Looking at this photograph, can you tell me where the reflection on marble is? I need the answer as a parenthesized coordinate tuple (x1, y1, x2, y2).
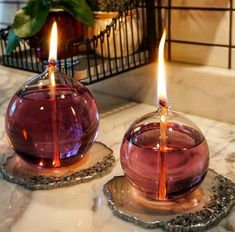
(0, 65, 235, 231)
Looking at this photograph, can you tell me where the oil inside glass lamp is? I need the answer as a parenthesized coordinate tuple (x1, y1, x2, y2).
(120, 29, 209, 201)
(120, 108, 209, 200)
(5, 22, 99, 168)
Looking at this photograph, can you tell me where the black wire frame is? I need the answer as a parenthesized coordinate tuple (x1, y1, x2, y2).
(156, 0, 234, 69)
(0, 0, 162, 85)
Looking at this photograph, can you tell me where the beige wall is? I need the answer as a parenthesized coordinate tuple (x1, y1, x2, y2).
(160, 0, 234, 69)
(90, 62, 235, 124)
(0, 1, 26, 27)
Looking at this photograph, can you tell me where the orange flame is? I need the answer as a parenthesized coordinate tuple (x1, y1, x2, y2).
(157, 29, 167, 104)
(48, 22, 58, 62)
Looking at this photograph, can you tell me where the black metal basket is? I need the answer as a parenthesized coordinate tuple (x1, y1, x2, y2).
(0, 0, 162, 85)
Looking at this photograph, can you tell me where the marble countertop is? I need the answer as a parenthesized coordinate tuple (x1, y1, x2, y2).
(0, 66, 235, 232)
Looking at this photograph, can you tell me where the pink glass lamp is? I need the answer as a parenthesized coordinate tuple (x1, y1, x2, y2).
(5, 22, 99, 168)
(120, 30, 209, 201)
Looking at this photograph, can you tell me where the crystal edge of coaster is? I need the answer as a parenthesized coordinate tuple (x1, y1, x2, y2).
(103, 169, 235, 232)
(0, 142, 115, 190)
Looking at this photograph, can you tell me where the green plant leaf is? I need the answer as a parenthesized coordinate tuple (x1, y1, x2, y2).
(6, 30, 20, 55)
(23, 0, 51, 16)
(57, 0, 94, 26)
(12, 0, 50, 38)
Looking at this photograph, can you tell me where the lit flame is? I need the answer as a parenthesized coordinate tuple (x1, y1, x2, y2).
(157, 29, 167, 104)
(48, 22, 58, 62)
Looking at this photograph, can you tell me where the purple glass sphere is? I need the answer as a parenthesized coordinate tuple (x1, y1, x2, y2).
(5, 69, 99, 168)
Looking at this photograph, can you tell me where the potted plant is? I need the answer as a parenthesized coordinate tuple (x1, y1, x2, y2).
(86, 0, 143, 58)
(6, 0, 94, 59)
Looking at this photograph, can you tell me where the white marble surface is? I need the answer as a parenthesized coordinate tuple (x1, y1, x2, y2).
(0, 66, 235, 232)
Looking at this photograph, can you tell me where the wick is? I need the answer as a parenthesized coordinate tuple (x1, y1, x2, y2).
(48, 62, 60, 168)
(158, 99, 168, 200)
(48, 58, 58, 67)
(159, 98, 168, 108)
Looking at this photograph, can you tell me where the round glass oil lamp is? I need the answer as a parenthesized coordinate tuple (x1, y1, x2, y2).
(120, 104, 209, 200)
(5, 22, 99, 168)
(120, 30, 209, 201)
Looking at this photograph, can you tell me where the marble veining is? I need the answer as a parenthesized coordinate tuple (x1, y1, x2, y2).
(0, 66, 235, 232)
(0, 179, 32, 232)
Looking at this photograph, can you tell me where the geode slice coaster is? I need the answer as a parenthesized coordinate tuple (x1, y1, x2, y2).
(103, 169, 235, 232)
(0, 142, 115, 190)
